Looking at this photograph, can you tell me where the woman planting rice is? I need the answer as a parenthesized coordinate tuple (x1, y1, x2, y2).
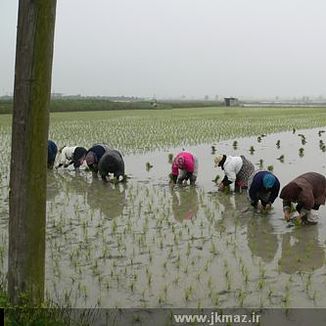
(280, 172, 326, 225)
(170, 151, 198, 186)
(214, 154, 255, 193)
(55, 146, 87, 169)
(247, 170, 280, 210)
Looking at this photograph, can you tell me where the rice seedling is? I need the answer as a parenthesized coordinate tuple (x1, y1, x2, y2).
(249, 146, 255, 154)
(299, 147, 304, 157)
(267, 165, 274, 172)
(184, 286, 193, 302)
(259, 159, 264, 169)
(211, 145, 216, 154)
(276, 140, 280, 148)
(276, 154, 284, 163)
(233, 140, 238, 149)
(237, 289, 246, 307)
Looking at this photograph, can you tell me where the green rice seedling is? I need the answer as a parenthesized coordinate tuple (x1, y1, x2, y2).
(237, 289, 246, 307)
(312, 290, 317, 302)
(212, 292, 219, 306)
(318, 130, 325, 137)
(277, 155, 284, 163)
(293, 128, 296, 134)
(212, 174, 220, 184)
(276, 139, 280, 148)
(233, 140, 238, 150)
(257, 279, 265, 290)
(145, 162, 153, 171)
(249, 146, 255, 154)
(204, 261, 209, 272)
(299, 147, 304, 157)
(257, 136, 262, 143)
(208, 276, 213, 288)
(259, 159, 263, 168)
(209, 241, 218, 255)
(211, 145, 216, 154)
(147, 272, 152, 286)
(305, 273, 312, 291)
(130, 281, 135, 293)
(184, 286, 193, 302)
(320, 140, 326, 152)
(168, 153, 174, 163)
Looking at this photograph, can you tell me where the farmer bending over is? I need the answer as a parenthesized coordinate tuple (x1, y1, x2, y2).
(214, 154, 255, 193)
(56, 146, 87, 169)
(170, 151, 198, 185)
(98, 149, 125, 182)
(247, 170, 280, 210)
(280, 172, 326, 225)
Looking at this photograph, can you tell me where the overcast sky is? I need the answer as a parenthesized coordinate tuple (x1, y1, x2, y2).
(1, 0, 326, 99)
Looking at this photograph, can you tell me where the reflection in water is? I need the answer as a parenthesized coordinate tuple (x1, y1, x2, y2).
(47, 172, 126, 220)
(86, 180, 126, 219)
(171, 187, 199, 222)
(247, 217, 279, 263)
(47, 171, 87, 200)
(278, 226, 325, 274)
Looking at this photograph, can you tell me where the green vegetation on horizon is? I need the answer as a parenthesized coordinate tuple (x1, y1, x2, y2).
(0, 98, 221, 114)
(1, 106, 326, 153)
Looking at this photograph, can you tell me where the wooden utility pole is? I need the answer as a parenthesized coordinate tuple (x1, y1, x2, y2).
(8, 0, 57, 305)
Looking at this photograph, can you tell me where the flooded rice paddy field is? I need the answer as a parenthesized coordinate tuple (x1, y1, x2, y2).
(1, 113, 326, 308)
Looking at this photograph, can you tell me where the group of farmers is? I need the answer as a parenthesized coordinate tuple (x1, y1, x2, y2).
(169, 151, 326, 226)
(48, 140, 326, 226)
(47, 140, 125, 182)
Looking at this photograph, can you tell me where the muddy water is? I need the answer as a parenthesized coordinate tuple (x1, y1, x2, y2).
(41, 127, 326, 308)
(1, 127, 326, 308)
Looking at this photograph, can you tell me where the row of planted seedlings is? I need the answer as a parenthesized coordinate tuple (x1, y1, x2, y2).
(43, 171, 326, 308)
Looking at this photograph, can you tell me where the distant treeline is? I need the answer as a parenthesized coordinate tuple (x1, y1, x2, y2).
(0, 98, 222, 114)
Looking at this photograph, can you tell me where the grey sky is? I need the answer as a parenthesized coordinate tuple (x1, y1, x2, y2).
(1, 0, 326, 98)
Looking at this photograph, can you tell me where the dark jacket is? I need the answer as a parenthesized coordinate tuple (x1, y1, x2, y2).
(87, 144, 108, 162)
(86, 144, 111, 173)
(248, 171, 280, 205)
(98, 150, 125, 179)
(47, 140, 58, 169)
(280, 172, 326, 210)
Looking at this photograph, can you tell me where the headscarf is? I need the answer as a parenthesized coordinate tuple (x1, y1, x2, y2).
(263, 173, 276, 189)
(214, 154, 224, 167)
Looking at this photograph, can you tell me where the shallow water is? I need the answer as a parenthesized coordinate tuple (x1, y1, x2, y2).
(1, 127, 326, 308)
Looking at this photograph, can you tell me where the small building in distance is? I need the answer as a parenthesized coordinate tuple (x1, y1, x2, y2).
(224, 97, 239, 107)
